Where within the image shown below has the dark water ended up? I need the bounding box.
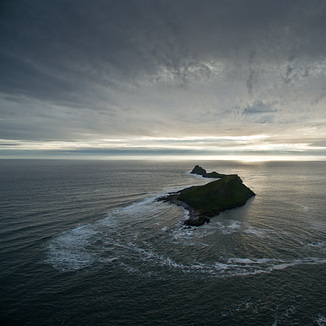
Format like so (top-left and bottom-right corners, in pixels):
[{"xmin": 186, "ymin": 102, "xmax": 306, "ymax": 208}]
[{"xmin": 1, "ymin": 159, "xmax": 326, "ymax": 325}]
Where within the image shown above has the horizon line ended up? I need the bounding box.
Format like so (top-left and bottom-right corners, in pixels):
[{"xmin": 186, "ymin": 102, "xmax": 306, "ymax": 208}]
[{"xmin": 1, "ymin": 154, "xmax": 326, "ymax": 162}]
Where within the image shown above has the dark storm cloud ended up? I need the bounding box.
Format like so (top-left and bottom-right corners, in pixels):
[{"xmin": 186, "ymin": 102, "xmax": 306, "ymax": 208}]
[{"xmin": 2, "ymin": 0, "xmax": 326, "ymax": 101}]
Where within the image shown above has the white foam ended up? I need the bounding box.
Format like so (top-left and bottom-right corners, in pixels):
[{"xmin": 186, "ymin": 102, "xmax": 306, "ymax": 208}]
[
  {"xmin": 112, "ymin": 240, "xmax": 188, "ymax": 271},
  {"xmin": 45, "ymin": 194, "xmax": 326, "ymax": 277},
  {"xmin": 119, "ymin": 195, "xmax": 158, "ymax": 213},
  {"xmin": 217, "ymin": 220, "xmax": 242, "ymax": 234},
  {"xmin": 212, "ymin": 220, "xmax": 265, "ymax": 237},
  {"xmin": 171, "ymin": 226, "xmax": 196, "ymax": 243},
  {"xmin": 243, "ymin": 226, "xmax": 265, "ymax": 237},
  {"xmin": 316, "ymin": 315, "xmax": 326, "ymax": 326},
  {"xmin": 46, "ymin": 221, "xmax": 326, "ymax": 276},
  {"xmin": 99, "ymin": 196, "xmax": 169, "ymax": 229},
  {"xmin": 45, "ymin": 224, "xmax": 99, "ymax": 272},
  {"xmin": 213, "ymin": 261, "xmax": 230, "ymax": 271},
  {"xmin": 45, "ymin": 194, "xmax": 176, "ymax": 272},
  {"xmin": 228, "ymin": 258, "xmax": 259, "ymax": 264}
]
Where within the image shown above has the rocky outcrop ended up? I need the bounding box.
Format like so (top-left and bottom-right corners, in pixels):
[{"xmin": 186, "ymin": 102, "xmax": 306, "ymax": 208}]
[
  {"xmin": 159, "ymin": 172, "xmax": 255, "ymax": 227},
  {"xmin": 190, "ymin": 165, "xmax": 228, "ymax": 179}
]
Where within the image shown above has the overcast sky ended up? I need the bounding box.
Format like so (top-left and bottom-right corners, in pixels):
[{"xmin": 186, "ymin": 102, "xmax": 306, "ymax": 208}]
[{"xmin": 1, "ymin": 0, "xmax": 326, "ymax": 160}]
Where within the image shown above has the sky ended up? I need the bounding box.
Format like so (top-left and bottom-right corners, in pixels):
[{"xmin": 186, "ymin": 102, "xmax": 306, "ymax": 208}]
[{"xmin": 1, "ymin": 0, "xmax": 326, "ymax": 160}]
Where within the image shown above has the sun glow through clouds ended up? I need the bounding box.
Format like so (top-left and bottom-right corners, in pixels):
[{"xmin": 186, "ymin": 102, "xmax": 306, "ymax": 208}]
[{"xmin": 1, "ymin": 133, "xmax": 326, "ymax": 161}]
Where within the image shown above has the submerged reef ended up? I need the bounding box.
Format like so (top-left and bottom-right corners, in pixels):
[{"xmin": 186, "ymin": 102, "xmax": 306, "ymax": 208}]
[{"xmin": 158, "ymin": 166, "xmax": 255, "ymax": 226}]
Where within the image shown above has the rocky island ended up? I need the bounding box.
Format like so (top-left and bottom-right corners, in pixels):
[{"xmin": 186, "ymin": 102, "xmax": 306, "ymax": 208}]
[
  {"xmin": 159, "ymin": 166, "xmax": 255, "ymax": 226},
  {"xmin": 190, "ymin": 165, "xmax": 228, "ymax": 179}
]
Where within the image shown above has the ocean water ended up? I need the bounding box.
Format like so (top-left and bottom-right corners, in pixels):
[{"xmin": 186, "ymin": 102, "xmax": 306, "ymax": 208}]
[{"xmin": 1, "ymin": 159, "xmax": 326, "ymax": 325}]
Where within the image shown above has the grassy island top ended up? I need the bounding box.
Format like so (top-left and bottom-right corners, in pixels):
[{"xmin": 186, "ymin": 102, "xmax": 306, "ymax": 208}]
[
  {"xmin": 177, "ymin": 174, "xmax": 255, "ymax": 217},
  {"xmin": 157, "ymin": 166, "xmax": 256, "ymax": 226}
]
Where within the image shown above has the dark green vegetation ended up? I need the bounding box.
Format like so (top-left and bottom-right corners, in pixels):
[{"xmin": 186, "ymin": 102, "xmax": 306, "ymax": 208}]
[
  {"xmin": 191, "ymin": 165, "xmax": 228, "ymax": 178},
  {"xmin": 159, "ymin": 168, "xmax": 255, "ymax": 226},
  {"xmin": 178, "ymin": 174, "xmax": 255, "ymax": 217}
]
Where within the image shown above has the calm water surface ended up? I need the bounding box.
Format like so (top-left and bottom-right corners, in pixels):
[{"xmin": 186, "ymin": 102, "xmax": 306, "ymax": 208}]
[{"xmin": 1, "ymin": 160, "xmax": 326, "ymax": 325}]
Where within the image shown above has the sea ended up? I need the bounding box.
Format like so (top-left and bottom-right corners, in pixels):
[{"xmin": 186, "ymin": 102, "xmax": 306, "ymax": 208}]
[{"xmin": 1, "ymin": 159, "xmax": 326, "ymax": 325}]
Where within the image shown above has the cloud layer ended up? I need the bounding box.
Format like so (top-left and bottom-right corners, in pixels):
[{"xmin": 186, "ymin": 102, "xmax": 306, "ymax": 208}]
[{"xmin": 1, "ymin": 0, "xmax": 326, "ymax": 158}]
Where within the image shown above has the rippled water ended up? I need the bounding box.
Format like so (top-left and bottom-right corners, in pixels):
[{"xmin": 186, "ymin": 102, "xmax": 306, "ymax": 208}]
[{"xmin": 1, "ymin": 160, "xmax": 326, "ymax": 325}]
